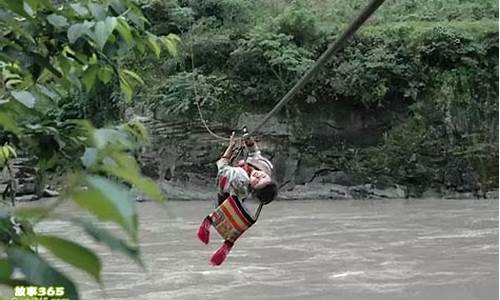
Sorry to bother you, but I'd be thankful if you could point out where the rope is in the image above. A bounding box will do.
[189,21,232,142]
[195,100,230,141]
[196,99,247,163]
[250,0,386,134]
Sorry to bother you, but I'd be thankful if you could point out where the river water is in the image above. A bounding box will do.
[30,199,499,299]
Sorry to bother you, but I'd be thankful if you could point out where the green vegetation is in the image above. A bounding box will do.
[134,0,498,194]
[0,0,173,298]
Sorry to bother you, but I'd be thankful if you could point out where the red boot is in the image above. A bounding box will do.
[197,217,211,245]
[210,241,233,266]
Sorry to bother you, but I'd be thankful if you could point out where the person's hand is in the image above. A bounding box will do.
[242,126,250,139]
[228,131,237,149]
[243,134,255,147]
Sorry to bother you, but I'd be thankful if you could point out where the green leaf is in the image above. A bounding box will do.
[23,1,34,17]
[73,218,142,266]
[0,259,13,279]
[71,175,137,241]
[101,154,164,203]
[36,84,58,100]
[92,128,132,149]
[11,90,36,108]
[126,5,148,29]
[58,57,72,75]
[7,247,79,300]
[70,3,88,16]
[47,14,69,29]
[82,65,98,92]
[0,111,20,134]
[147,34,161,59]
[88,53,98,65]
[89,2,107,20]
[97,66,113,84]
[31,0,53,9]
[122,69,144,85]
[128,174,164,203]
[24,0,40,12]
[119,70,144,101]
[81,147,97,168]
[135,37,146,55]
[94,17,117,50]
[161,34,180,57]
[33,235,101,282]
[4,0,30,18]
[119,71,133,101]
[67,22,94,44]
[1,145,17,159]
[116,18,133,46]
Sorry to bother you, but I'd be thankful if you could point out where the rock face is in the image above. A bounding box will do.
[485,190,499,199]
[133,106,413,200]
[0,158,60,202]
[134,107,492,200]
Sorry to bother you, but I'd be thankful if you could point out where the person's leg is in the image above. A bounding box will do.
[199,192,228,245]
[210,240,233,266]
[197,216,212,244]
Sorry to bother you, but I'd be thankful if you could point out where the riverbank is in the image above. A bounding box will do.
[135,180,499,201]
[6,177,498,204]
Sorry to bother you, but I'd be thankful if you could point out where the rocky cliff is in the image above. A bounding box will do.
[132,104,420,200]
[131,102,498,201]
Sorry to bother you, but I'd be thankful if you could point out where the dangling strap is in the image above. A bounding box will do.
[253,202,265,221]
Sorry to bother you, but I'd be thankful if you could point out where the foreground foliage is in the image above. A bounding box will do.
[0,0,173,298]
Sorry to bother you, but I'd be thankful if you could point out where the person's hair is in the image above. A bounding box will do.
[254,181,278,204]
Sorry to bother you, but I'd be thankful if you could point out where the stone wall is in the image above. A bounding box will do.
[130,105,498,200]
[136,105,407,198]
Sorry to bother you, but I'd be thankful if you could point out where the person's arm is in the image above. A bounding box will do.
[243,134,274,176]
[216,135,250,199]
[243,134,261,157]
[221,132,237,160]
[217,131,237,176]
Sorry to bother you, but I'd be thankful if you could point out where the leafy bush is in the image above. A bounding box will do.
[227,27,314,104]
[275,4,319,46]
[350,59,498,192]
[142,0,195,34]
[186,18,237,71]
[152,71,225,116]
[132,0,498,191]
[0,0,172,298]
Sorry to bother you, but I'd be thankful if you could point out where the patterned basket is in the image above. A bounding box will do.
[208,196,255,244]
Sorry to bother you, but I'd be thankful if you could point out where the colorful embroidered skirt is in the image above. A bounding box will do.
[208,196,255,244]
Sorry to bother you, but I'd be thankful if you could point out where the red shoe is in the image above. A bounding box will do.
[197,218,211,245]
[210,241,233,266]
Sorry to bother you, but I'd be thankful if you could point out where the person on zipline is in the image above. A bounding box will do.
[217,131,276,206]
[197,131,278,265]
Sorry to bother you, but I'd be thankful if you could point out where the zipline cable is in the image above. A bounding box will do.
[192,0,386,167]
[250,0,386,134]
